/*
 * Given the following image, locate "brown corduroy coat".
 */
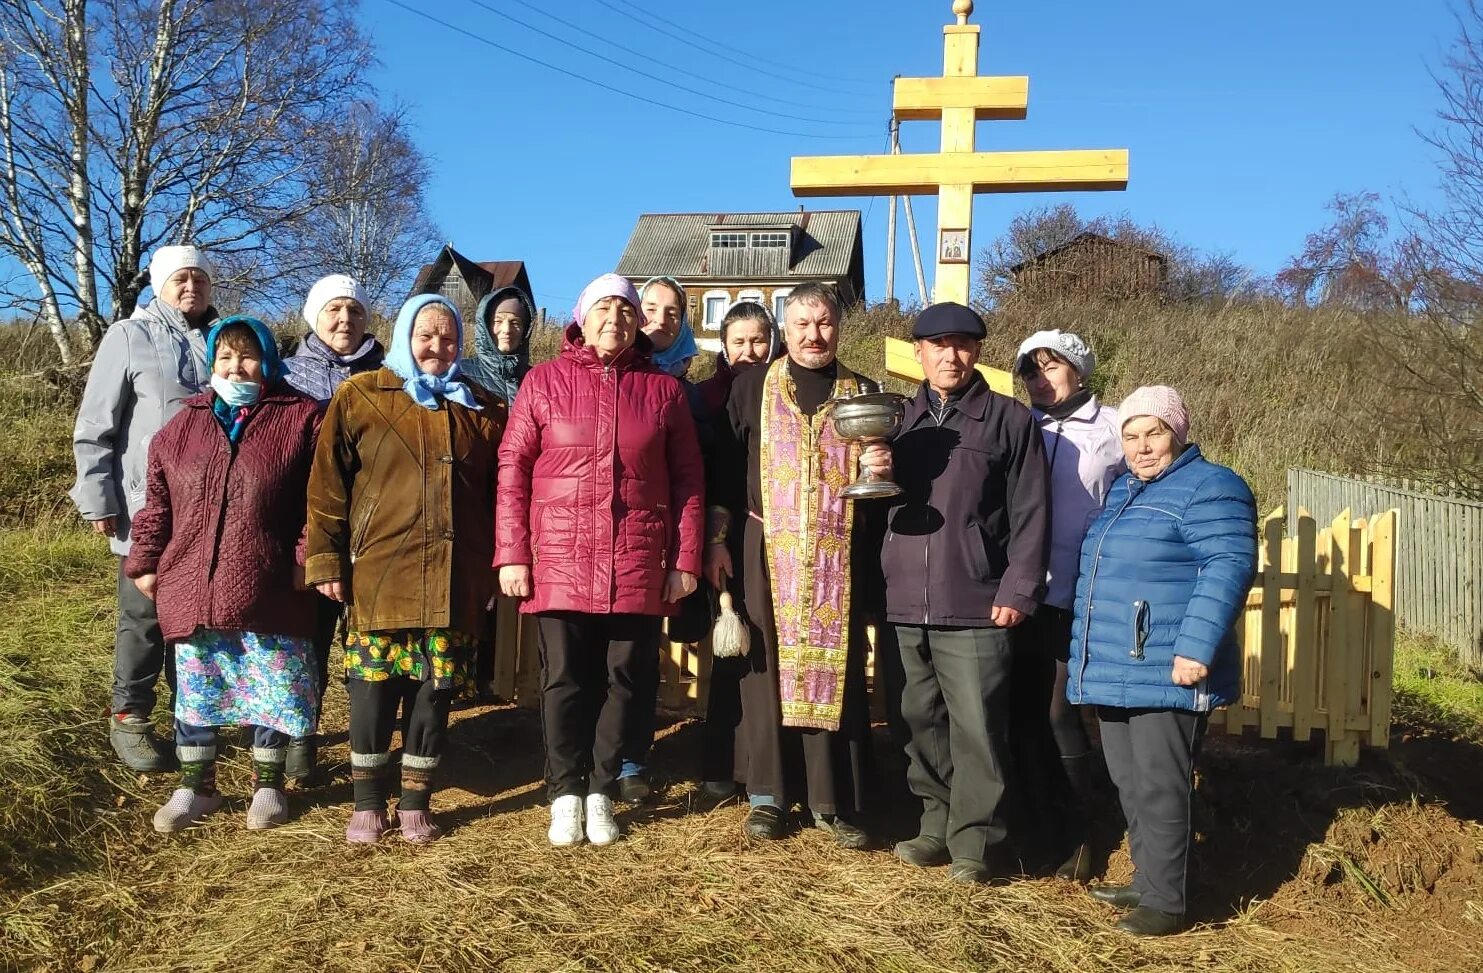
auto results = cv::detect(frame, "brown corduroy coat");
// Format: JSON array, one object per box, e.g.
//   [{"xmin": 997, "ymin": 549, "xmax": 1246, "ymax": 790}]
[{"xmin": 304, "ymin": 367, "xmax": 505, "ymax": 637}]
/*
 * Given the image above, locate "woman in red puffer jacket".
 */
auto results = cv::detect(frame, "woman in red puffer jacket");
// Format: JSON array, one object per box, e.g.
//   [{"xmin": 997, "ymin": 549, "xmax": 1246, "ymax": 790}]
[{"xmin": 496, "ymin": 273, "xmax": 704, "ymax": 849}]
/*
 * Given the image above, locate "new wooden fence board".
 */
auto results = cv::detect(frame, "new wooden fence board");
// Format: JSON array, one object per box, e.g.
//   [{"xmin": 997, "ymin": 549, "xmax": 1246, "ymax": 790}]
[
  {"xmin": 1260, "ymin": 509, "xmax": 1285, "ymax": 738},
  {"xmin": 1293, "ymin": 511, "xmax": 1319, "ymax": 741},
  {"xmin": 1370, "ymin": 510, "xmax": 1398, "ymax": 747}
]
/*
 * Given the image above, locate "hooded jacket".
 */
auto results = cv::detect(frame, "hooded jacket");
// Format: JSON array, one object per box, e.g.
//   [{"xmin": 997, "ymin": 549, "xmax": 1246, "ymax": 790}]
[
  {"xmin": 282, "ymin": 332, "xmax": 386, "ymax": 405},
  {"xmin": 123, "ymin": 317, "xmax": 321, "ymax": 641},
  {"xmin": 1067, "ymin": 445, "xmax": 1258, "ymax": 711},
  {"xmin": 494, "ymin": 324, "xmax": 705, "ymax": 617},
  {"xmin": 461, "ymin": 285, "xmax": 536, "ymax": 405},
  {"xmin": 70, "ymin": 299, "xmax": 219, "ymax": 555}
]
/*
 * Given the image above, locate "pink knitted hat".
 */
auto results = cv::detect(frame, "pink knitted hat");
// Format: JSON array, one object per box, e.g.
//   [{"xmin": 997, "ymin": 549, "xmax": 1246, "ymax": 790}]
[{"xmin": 1117, "ymin": 385, "xmax": 1191, "ymax": 444}]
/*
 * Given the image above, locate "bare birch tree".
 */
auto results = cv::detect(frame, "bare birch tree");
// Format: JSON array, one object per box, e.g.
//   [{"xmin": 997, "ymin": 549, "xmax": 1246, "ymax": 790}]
[{"xmin": 0, "ymin": 0, "xmax": 373, "ymax": 361}]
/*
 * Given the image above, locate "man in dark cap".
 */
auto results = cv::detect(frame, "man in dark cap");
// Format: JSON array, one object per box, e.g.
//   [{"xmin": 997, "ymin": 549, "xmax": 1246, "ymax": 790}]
[{"xmin": 879, "ymin": 301, "xmax": 1051, "ymax": 883}]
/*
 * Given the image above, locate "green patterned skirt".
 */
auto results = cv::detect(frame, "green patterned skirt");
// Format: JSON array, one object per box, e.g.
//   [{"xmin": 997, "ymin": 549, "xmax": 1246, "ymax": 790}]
[{"xmin": 342, "ymin": 628, "xmax": 475, "ymax": 692}]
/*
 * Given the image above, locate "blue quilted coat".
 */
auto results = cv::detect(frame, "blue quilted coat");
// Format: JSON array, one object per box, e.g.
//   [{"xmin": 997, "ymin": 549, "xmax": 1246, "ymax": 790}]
[{"xmin": 1067, "ymin": 445, "xmax": 1257, "ymax": 712}]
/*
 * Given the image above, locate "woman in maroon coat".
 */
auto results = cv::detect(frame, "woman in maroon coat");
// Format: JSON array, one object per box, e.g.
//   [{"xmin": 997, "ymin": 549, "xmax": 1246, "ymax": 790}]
[
  {"xmin": 496, "ymin": 273, "xmax": 704, "ymax": 849},
  {"xmin": 125, "ymin": 316, "xmax": 321, "ymax": 834}
]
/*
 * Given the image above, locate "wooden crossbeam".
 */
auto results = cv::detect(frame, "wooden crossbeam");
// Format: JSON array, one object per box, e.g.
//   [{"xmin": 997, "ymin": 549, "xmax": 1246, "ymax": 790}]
[
  {"xmin": 893, "ymin": 76, "xmax": 1029, "ymax": 120},
  {"xmin": 884, "ymin": 336, "xmax": 1013, "ymax": 394},
  {"xmin": 792, "ymin": 149, "xmax": 1129, "ymax": 197}
]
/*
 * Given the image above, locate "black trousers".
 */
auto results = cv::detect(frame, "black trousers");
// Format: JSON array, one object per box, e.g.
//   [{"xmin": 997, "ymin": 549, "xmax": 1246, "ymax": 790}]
[
  {"xmin": 111, "ymin": 558, "xmax": 173, "ymax": 716},
  {"xmin": 1013, "ymin": 606, "xmax": 1095, "ymax": 850},
  {"xmin": 536, "ymin": 611, "xmax": 662, "ymax": 801},
  {"xmin": 895, "ymin": 625, "xmax": 1015, "ymax": 863},
  {"xmin": 347, "ymin": 677, "xmax": 453, "ymax": 812},
  {"xmin": 702, "ymin": 654, "xmax": 747, "ymax": 784},
  {"xmin": 307, "ymin": 593, "xmax": 341, "ymax": 718},
  {"xmin": 1098, "ymin": 706, "xmax": 1208, "ymax": 914}
]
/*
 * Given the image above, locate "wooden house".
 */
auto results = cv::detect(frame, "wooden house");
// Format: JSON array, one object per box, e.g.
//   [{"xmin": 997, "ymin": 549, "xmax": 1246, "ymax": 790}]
[
  {"xmin": 408, "ymin": 244, "xmax": 534, "ymax": 326},
  {"xmin": 615, "ymin": 210, "xmax": 865, "ymax": 331},
  {"xmin": 1009, "ymin": 232, "xmax": 1165, "ymax": 301}
]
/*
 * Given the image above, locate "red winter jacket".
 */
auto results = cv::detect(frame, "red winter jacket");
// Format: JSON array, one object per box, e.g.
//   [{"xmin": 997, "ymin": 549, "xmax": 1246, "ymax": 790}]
[
  {"xmin": 495, "ymin": 325, "xmax": 705, "ymax": 616},
  {"xmin": 124, "ymin": 386, "xmax": 322, "ymax": 641}
]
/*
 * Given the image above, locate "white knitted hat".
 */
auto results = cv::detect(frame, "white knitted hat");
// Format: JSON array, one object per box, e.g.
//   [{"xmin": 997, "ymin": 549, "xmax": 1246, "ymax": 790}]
[
  {"xmin": 1014, "ymin": 329, "xmax": 1095, "ymax": 380},
  {"xmin": 148, "ymin": 245, "xmax": 212, "ymax": 295},
  {"xmin": 302, "ymin": 274, "xmax": 369, "ymax": 327}
]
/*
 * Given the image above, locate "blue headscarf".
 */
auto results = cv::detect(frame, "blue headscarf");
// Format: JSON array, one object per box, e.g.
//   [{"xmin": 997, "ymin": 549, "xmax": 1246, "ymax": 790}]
[
  {"xmin": 641, "ymin": 276, "xmax": 698, "ymax": 379},
  {"xmin": 205, "ymin": 315, "xmax": 281, "ymax": 443},
  {"xmin": 386, "ymin": 294, "xmax": 482, "ymax": 412}
]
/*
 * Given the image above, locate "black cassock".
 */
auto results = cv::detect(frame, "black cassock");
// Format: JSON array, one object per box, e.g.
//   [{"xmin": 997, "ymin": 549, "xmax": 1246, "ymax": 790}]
[{"xmin": 707, "ymin": 357, "xmax": 886, "ymax": 817}]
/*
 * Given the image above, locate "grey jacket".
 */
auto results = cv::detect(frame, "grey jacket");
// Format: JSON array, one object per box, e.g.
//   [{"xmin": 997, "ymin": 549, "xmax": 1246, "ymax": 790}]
[
  {"xmin": 281, "ymin": 332, "xmax": 385, "ymax": 404},
  {"xmin": 69, "ymin": 300, "xmax": 215, "ymax": 555}
]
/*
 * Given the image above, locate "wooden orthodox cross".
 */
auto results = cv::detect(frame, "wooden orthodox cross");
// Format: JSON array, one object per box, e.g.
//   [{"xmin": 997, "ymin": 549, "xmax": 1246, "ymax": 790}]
[{"xmin": 791, "ymin": 0, "xmax": 1129, "ymax": 307}]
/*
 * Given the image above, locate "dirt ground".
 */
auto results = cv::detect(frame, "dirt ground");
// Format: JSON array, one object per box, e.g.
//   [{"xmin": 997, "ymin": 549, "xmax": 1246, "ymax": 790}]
[{"xmin": 3, "ymin": 696, "xmax": 1480, "ymax": 973}]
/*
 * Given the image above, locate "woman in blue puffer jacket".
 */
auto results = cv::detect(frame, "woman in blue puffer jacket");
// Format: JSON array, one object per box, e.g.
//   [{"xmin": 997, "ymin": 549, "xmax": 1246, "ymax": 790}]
[{"xmin": 1068, "ymin": 385, "xmax": 1256, "ymax": 937}]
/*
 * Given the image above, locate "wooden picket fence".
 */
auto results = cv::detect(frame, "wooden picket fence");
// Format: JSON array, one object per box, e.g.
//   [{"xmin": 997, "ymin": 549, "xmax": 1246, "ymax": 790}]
[
  {"xmin": 1211, "ymin": 506, "xmax": 1399, "ymax": 765},
  {"xmin": 488, "ymin": 505, "xmax": 1400, "ymax": 768}
]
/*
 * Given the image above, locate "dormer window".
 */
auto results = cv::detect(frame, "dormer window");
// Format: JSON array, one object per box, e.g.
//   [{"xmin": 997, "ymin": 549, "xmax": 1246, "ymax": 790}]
[
  {"xmin": 751, "ymin": 231, "xmax": 790, "ymax": 249},
  {"xmin": 710, "ymin": 231, "xmax": 748, "ymax": 249}
]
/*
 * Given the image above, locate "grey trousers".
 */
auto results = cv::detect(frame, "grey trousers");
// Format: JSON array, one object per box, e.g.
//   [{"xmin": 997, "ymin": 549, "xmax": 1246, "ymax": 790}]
[
  {"xmin": 1098, "ymin": 706, "xmax": 1208, "ymax": 915},
  {"xmin": 895, "ymin": 625, "xmax": 1015, "ymax": 863},
  {"xmin": 111, "ymin": 558, "xmax": 173, "ymax": 717}
]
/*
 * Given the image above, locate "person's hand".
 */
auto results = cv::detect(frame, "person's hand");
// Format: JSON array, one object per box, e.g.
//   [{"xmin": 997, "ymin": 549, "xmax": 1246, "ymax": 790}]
[
  {"xmin": 704, "ymin": 544, "xmax": 733, "ymax": 591},
  {"xmin": 991, "ymin": 604, "xmax": 1026, "ymax": 628},
  {"xmin": 663, "ymin": 570, "xmax": 698, "ymax": 604},
  {"xmin": 90, "ymin": 517, "xmax": 116, "ymax": 538},
  {"xmin": 500, "ymin": 564, "xmax": 533, "ymax": 599},
  {"xmin": 1172, "ymin": 655, "xmax": 1209, "ymax": 686},
  {"xmin": 860, "ymin": 442, "xmax": 893, "ymax": 478},
  {"xmin": 316, "ymin": 580, "xmax": 345, "ymax": 603},
  {"xmin": 134, "ymin": 573, "xmax": 157, "ymax": 600}
]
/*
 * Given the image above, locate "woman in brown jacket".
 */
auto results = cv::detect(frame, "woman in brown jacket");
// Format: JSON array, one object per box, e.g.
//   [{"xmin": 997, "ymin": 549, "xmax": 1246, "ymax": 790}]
[{"xmin": 305, "ymin": 294, "xmax": 505, "ymax": 845}]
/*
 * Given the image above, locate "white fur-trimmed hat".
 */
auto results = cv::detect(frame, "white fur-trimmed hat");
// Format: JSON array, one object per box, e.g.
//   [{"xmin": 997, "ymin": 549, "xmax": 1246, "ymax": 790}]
[{"xmin": 148, "ymin": 245, "xmax": 212, "ymax": 295}]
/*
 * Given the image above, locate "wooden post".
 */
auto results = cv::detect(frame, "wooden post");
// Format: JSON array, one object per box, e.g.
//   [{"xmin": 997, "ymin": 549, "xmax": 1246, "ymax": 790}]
[
  {"xmin": 1324, "ymin": 509, "xmax": 1359, "ymax": 766},
  {"xmin": 492, "ymin": 597, "xmax": 520, "ymax": 701},
  {"xmin": 1259, "ymin": 507, "xmax": 1285, "ymax": 738},
  {"xmin": 790, "ymin": 1, "xmax": 1127, "ymax": 305},
  {"xmin": 1292, "ymin": 510, "xmax": 1319, "ymax": 741},
  {"xmin": 1369, "ymin": 509, "xmax": 1398, "ymax": 747}
]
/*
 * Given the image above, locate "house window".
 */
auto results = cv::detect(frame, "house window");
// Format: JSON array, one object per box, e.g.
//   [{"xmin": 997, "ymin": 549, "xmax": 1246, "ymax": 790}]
[
  {"xmin": 702, "ymin": 290, "xmax": 731, "ymax": 330},
  {"xmin": 710, "ymin": 232, "xmax": 747, "ymax": 249},
  {"xmin": 751, "ymin": 231, "xmax": 790, "ymax": 249},
  {"xmin": 772, "ymin": 288, "xmax": 793, "ymax": 324},
  {"xmin": 736, "ymin": 289, "xmax": 764, "ymax": 312}
]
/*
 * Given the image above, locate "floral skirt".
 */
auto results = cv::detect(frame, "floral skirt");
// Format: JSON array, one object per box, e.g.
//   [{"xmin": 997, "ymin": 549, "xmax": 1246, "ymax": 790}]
[
  {"xmin": 343, "ymin": 629, "xmax": 474, "ymax": 692},
  {"xmin": 175, "ymin": 630, "xmax": 319, "ymax": 737}
]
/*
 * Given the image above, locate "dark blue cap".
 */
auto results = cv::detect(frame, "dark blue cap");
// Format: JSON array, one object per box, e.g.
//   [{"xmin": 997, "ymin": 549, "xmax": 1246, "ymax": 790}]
[{"xmin": 911, "ymin": 302, "xmax": 986, "ymax": 340}]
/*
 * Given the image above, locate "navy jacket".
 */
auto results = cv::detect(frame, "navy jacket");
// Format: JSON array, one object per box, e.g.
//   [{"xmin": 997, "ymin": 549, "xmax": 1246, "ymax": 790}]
[
  {"xmin": 881, "ymin": 374, "xmax": 1051, "ymax": 625},
  {"xmin": 1067, "ymin": 445, "xmax": 1257, "ymax": 711}
]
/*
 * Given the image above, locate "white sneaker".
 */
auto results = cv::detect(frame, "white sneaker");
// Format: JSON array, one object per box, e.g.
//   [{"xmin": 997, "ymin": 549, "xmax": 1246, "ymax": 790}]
[
  {"xmin": 585, "ymin": 793, "xmax": 620, "ymax": 846},
  {"xmin": 548, "ymin": 794, "xmax": 584, "ymax": 847}
]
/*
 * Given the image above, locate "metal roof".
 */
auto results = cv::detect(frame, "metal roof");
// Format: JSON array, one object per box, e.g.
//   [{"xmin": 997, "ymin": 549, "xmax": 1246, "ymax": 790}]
[
  {"xmin": 615, "ymin": 210, "xmax": 863, "ymax": 279},
  {"xmin": 409, "ymin": 244, "xmax": 531, "ymax": 297}
]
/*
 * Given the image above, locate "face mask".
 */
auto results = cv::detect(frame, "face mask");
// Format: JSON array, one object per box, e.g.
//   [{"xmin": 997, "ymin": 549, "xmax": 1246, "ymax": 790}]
[{"xmin": 210, "ymin": 374, "xmax": 261, "ymax": 408}]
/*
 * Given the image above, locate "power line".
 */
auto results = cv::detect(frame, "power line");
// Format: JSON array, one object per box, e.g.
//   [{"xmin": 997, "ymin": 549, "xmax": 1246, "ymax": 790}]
[
  {"xmin": 380, "ymin": 0, "xmax": 875, "ymax": 141},
  {"xmin": 458, "ymin": 0, "xmax": 874, "ymax": 129},
  {"xmin": 492, "ymin": 0, "xmax": 878, "ymax": 118},
  {"xmin": 589, "ymin": 0, "xmax": 880, "ymax": 97}
]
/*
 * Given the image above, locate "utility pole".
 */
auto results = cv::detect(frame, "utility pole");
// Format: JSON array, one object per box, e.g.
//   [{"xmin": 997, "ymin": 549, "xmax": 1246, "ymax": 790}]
[{"xmin": 885, "ymin": 115, "xmax": 899, "ymax": 304}]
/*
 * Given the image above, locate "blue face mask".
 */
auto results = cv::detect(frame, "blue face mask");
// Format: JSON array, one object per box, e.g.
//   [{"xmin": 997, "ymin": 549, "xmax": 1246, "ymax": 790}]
[{"xmin": 210, "ymin": 374, "xmax": 261, "ymax": 407}]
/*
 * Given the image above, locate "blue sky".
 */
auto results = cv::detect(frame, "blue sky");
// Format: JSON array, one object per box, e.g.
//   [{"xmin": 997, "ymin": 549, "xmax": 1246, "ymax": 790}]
[{"xmin": 365, "ymin": 0, "xmax": 1458, "ymax": 315}]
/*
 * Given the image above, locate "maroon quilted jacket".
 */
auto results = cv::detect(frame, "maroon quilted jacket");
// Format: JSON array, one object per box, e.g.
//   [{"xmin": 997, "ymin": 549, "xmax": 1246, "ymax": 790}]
[
  {"xmin": 124, "ymin": 385, "xmax": 322, "ymax": 641},
  {"xmin": 495, "ymin": 325, "xmax": 705, "ymax": 616}
]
